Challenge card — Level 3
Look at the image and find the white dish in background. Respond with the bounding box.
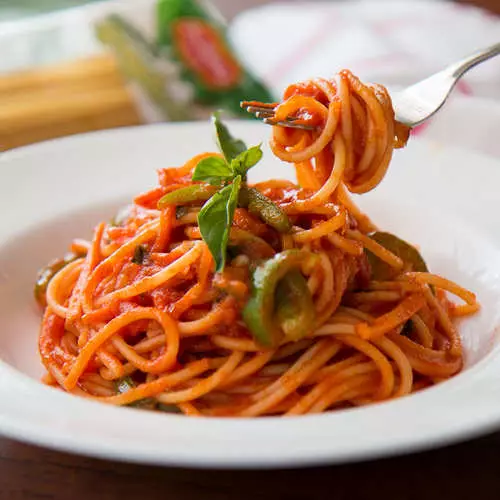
[1,121,500,468]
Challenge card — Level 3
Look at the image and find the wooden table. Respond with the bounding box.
[2,430,500,499]
[2,1,500,498]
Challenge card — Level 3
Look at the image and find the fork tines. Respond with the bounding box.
[240,101,317,130]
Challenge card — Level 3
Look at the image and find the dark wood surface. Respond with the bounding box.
[2,430,500,499]
[3,1,500,498]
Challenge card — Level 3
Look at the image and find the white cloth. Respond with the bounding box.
[230,0,500,97]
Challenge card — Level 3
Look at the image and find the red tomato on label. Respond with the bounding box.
[172,18,242,90]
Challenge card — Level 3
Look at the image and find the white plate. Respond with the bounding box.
[1,122,500,468]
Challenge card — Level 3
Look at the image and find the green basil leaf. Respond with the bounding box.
[198,175,242,272]
[230,144,263,177]
[192,156,233,185]
[212,112,247,163]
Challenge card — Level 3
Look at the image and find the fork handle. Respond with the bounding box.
[448,42,500,79]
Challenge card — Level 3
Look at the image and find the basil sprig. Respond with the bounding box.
[195,114,263,272]
[212,112,247,164]
[199,176,241,272]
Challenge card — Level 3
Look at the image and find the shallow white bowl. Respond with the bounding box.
[1,121,500,468]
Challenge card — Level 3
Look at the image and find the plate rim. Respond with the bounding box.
[2,121,500,468]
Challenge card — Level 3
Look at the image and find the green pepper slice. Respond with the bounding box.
[239,187,291,233]
[115,376,157,409]
[275,270,315,341]
[34,252,83,307]
[366,232,428,281]
[157,403,182,414]
[229,229,275,260]
[243,250,313,346]
[157,184,217,209]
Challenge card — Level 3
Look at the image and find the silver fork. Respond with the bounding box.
[241,42,500,129]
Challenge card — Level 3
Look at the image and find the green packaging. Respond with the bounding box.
[96,0,273,122]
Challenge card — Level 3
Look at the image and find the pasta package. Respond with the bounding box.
[95,0,273,122]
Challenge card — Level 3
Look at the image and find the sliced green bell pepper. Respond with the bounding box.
[275,270,315,342]
[115,376,157,409]
[157,184,217,209]
[239,187,291,233]
[366,231,428,280]
[243,250,314,346]
[34,252,83,307]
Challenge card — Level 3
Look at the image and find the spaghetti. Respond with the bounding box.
[36,70,478,417]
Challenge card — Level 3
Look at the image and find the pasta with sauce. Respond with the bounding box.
[36,70,478,417]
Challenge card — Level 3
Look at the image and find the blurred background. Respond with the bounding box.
[0,0,499,152]
[1,0,498,22]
